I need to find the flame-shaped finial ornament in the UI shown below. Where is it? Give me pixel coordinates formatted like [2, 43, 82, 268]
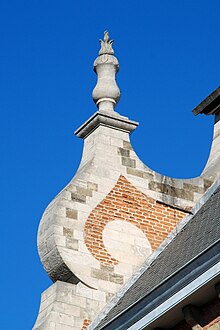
[99, 31, 114, 55]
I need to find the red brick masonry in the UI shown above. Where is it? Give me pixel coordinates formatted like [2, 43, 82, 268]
[85, 175, 187, 265]
[81, 319, 91, 330]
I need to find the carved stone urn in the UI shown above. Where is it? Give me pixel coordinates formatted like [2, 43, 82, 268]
[92, 31, 120, 112]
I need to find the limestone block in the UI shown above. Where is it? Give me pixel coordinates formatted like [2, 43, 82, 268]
[33, 281, 107, 330]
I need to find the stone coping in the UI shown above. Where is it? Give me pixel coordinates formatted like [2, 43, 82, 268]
[74, 111, 139, 139]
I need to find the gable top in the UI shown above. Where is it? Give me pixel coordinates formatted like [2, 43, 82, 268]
[89, 178, 220, 330]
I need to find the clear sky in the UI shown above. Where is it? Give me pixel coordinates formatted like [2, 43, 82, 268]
[0, 1, 219, 329]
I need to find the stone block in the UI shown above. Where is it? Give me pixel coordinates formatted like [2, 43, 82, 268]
[41, 283, 57, 302]
[78, 241, 90, 253]
[64, 304, 81, 317]
[59, 312, 76, 326]
[66, 209, 78, 220]
[109, 273, 124, 284]
[66, 237, 79, 250]
[73, 230, 84, 240]
[117, 147, 130, 157]
[48, 263, 74, 283]
[40, 293, 56, 312]
[54, 235, 66, 247]
[123, 140, 133, 150]
[54, 205, 66, 216]
[76, 186, 93, 197]
[110, 137, 123, 147]
[38, 241, 48, 256]
[92, 290, 106, 302]
[87, 181, 98, 191]
[63, 227, 73, 237]
[183, 183, 204, 193]
[97, 278, 120, 294]
[95, 133, 111, 145]
[115, 262, 133, 275]
[204, 179, 213, 190]
[100, 264, 114, 272]
[71, 193, 86, 203]
[91, 268, 109, 281]
[127, 167, 145, 178]
[121, 157, 136, 168]
[75, 283, 93, 299]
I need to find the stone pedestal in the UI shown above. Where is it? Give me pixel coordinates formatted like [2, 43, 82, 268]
[33, 281, 106, 330]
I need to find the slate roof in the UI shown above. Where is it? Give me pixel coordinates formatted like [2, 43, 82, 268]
[93, 185, 220, 329]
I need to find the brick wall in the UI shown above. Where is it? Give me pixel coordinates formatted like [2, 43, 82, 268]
[85, 175, 188, 265]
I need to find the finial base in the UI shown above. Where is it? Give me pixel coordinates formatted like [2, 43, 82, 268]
[75, 111, 139, 139]
[97, 98, 116, 112]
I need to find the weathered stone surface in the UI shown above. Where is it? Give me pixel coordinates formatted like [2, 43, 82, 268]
[63, 227, 73, 237]
[37, 120, 214, 296]
[66, 237, 79, 250]
[109, 273, 124, 284]
[87, 182, 98, 192]
[71, 193, 86, 203]
[66, 209, 78, 220]
[33, 281, 106, 330]
[121, 156, 136, 168]
[123, 140, 132, 150]
[117, 147, 130, 157]
[149, 181, 195, 201]
[76, 186, 93, 197]
[91, 268, 109, 282]
[35, 35, 219, 330]
[126, 167, 146, 178]
[100, 264, 114, 272]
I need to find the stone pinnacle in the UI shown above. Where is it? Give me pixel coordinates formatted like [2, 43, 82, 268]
[92, 31, 121, 112]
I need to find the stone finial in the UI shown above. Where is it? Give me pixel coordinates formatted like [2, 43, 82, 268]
[99, 31, 114, 55]
[92, 31, 121, 112]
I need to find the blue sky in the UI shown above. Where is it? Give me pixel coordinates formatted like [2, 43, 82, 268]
[0, 1, 219, 329]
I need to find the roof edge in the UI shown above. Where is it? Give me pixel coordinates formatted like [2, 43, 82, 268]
[127, 260, 220, 330]
[89, 176, 220, 330]
[192, 86, 220, 116]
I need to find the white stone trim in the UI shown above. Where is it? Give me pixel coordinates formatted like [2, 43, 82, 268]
[96, 98, 116, 105]
[128, 262, 220, 330]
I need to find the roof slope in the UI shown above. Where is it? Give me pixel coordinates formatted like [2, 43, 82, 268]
[93, 185, 220, 329]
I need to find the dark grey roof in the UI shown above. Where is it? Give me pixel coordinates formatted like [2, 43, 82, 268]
[94, 185, 220, 329]
[192, 86, 220, 115]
